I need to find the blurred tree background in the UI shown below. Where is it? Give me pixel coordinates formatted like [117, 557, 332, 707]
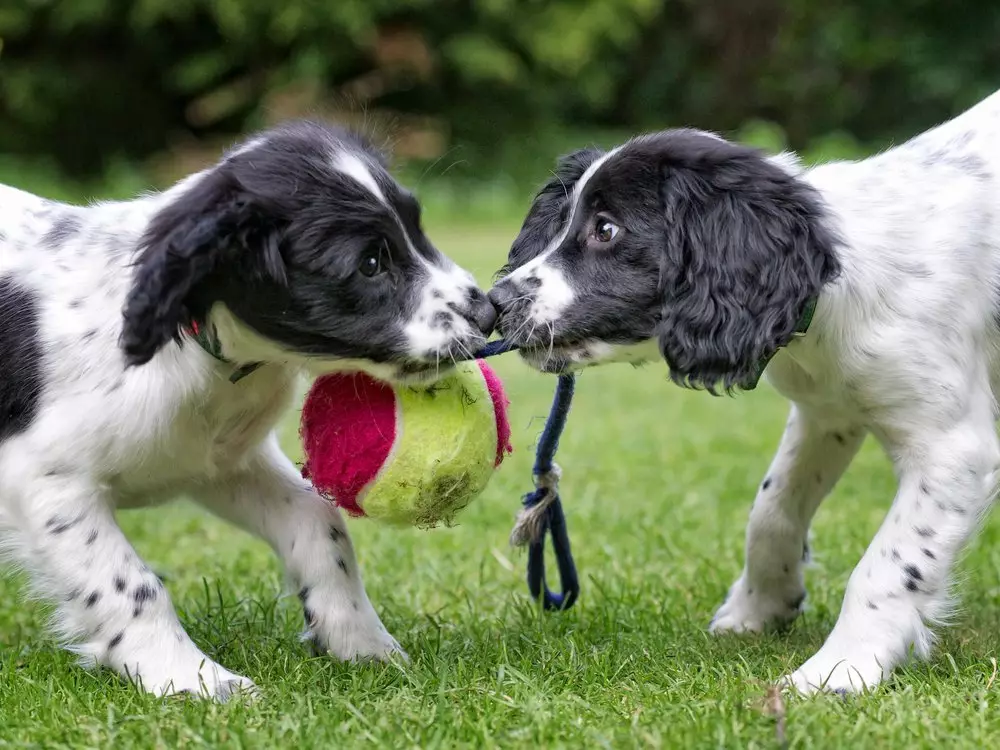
[1, 0, 999, 209]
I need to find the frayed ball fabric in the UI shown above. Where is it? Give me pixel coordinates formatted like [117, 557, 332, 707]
[301, 361, 512, 527]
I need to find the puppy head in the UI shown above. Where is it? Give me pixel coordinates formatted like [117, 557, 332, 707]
[121, 121, 495, 383]
[489, 130, 840, 391]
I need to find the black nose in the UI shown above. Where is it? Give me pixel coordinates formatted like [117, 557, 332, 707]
[487, 282, 517, 313]
[469, 288, 498, 335]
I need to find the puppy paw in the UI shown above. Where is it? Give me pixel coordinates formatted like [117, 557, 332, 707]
[780, 648, 888, 696]
[144, 661, 258, 702]
[709, 575, 805, 634]
[311, 605, 408, 664]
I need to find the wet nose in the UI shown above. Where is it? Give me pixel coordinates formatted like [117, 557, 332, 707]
[487, 282, 517, 313]
[468, 287, 498, 336]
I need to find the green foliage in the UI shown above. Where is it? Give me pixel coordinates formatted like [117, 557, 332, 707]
[1, 0, 997, 195]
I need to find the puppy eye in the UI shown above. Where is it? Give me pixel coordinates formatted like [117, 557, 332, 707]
[593, 217, 621, 243]
[359, 241, 390, 277]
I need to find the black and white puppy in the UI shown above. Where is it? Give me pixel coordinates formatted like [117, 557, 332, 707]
[0, 121, 495, 699]
[489, 91, 1000, 694]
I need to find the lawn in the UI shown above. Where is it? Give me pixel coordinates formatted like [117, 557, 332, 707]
[2, 218, 1000, 749]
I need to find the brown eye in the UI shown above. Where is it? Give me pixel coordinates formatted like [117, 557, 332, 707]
[359, 241, 390, 277]
[594, 217, 620, 243]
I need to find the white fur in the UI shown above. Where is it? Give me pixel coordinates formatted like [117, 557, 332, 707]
[405, 262, 482, 357]
[0, 174, 424, 699]
[704, 91, 1000, 694]
[334, 151, 386, 204]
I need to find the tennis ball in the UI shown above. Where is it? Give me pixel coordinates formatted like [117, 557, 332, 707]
[300, 361, 512, 528]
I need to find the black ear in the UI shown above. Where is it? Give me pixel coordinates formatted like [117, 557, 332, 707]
[121, 169, 285, 366]
[655, 134, 841, 393]
[501, 147, 604, 275]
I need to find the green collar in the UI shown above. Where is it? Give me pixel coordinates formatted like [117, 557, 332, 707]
[186, 322, 262, 384]
[746, 296, 818, 390]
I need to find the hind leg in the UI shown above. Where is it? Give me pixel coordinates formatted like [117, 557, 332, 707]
[5, 470, 255, 699]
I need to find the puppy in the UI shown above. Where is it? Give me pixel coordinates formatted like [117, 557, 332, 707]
[0, 121, 495, 698]
[489, 90, 1000, 694]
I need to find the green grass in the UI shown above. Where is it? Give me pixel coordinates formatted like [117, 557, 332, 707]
[3, 219, 1000, 748]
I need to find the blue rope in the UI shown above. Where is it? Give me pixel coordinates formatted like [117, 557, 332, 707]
[473, 342, 580, 611]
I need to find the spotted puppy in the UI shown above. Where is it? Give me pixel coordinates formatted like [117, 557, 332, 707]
[0, 121, 496, 699]
[489, 90, 1000, 694]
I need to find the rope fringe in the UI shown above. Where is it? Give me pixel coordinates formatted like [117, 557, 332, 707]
[509, 465, 561, 547]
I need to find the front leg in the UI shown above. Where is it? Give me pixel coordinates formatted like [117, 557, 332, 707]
[711, 405, 866, 633]
[195, 434, 403, 662]
[784, 402, 999, 694]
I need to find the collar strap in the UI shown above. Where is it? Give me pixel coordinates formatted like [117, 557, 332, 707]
[185, 321, 262, 384]
[746, 295, 818, 390]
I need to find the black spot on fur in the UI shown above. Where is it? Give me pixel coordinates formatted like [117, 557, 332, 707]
[761, 477, 772, 491]
[891, 548, 901, 561]
[41, 214, 83, 249]
[66, 588, 81, 602]
[303, 607, 317, 627]
[298, 586, 310, 604]
[113, 576, 127, 593]
[85, 591, 101, 608]
[915, 526, 935, 538]
[904, 564, 923, 581]
[68, 298, 83, 309]
[904, 579, 919, 592]
[86, 529, 98, 545]
[431, 311, 453, 330]
[832, 432, 845, 444]
[133, 583, 157, 603]
[920, 481, 930, 494]
[352, 601, 359, 611]
[921, 547, 936, 560]
[337, 558, 349, 574]
[82, 328, 99, 341]
[50, 516, 80, 534]
[782, 564, 790, 574]
[107, 631, 124, 650]
[329, 526, 344, 543]
[0, 277, 44, 444]
[866, 600, 878, 610]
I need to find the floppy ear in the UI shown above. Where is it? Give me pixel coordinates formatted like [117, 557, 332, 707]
[501, 147, 604, 275]
[121, 169, 285, 366]
[655, 135, 841, 393]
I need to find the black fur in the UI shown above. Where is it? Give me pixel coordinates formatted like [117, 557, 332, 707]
[491, 130, 841, 391]
[652, 131, 841, 391]
[0, 276, 44, 443]
[122, 121, 481, 369]
[500, 147, 604, 276]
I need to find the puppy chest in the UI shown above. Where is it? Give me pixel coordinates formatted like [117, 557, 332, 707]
[111, 372, 298, 495]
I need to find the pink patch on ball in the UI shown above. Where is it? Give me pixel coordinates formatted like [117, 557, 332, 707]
[477, 359, 512, 467]
[300, 372, 397, 517]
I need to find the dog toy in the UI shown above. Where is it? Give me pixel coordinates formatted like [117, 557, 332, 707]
[476, 340, 580, 611]
[300, 360, 512, 528]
